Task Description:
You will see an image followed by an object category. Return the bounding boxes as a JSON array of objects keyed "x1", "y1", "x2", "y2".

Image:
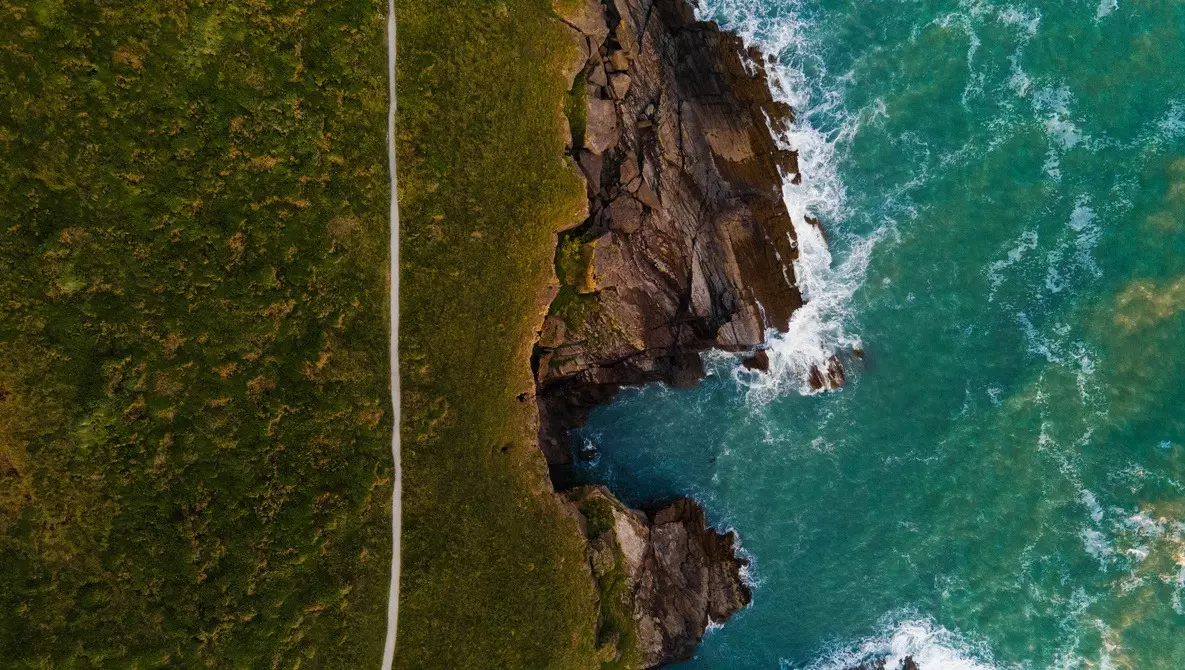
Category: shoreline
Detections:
[
  {"x1": 531, "y1": 0, "x2": 840, "y2": 663},
  {"x1": 388, "y1": 0, "x2": 839, "y2": 665}
]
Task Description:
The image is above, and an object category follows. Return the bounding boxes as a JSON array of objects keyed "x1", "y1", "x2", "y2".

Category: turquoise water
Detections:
[{"x1": 576, "y1": 1, "x2": 1185, "y2": 667}]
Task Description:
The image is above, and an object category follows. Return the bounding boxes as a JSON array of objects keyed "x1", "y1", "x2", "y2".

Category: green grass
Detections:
[
  {"x1": 568, "y1": 489, "x2": 642, "y2": 669},
  {"x1": 565, "y1": 70, "x2": 588, "y2": 149},
  {"x1": 393, "y1": 0, "x2": 603, "y2": 668},
  {"x1": 0, "y1": 0, "x2": 392, "y2": 666},
  {"x1": 556, "y1": 233, "x2": 599, "y2": 294}
]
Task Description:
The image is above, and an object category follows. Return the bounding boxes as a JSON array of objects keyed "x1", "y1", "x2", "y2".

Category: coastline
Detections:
[
  {"x1": 391, "y1": 0, "x2": 829, "y2": 665},
  {"x1": 533, "y1": 0, "x2": 829, "y2": 664}
]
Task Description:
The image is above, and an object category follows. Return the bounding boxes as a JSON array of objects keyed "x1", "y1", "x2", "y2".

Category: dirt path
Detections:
[{"x1": 381, "y1": 1, "x2": 402, "y2": 667}]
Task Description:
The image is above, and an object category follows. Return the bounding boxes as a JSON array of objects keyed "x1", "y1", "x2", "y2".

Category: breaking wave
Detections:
[
  {"x1": 792, "y1": 615, "x2": 1007, "y2": 670},
  {"x1": 696, "y1": 0, "x2": 883, "y2": 399}
]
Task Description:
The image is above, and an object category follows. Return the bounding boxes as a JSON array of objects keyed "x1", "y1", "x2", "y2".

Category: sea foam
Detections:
[
  {"x1": 794, "y1": 615, "x2": 1007, "y2": 670},
  {"x1": 697, "y1": 0, "x2": 883, "y2": 400}
]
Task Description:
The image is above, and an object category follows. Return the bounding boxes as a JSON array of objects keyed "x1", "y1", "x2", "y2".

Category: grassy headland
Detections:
[
  {"x1": 0, "y1": 0, "x2": 392, "y2": 665},
  {"x1": 393, "y1": 0, "x2": 603, "y2": 667}
]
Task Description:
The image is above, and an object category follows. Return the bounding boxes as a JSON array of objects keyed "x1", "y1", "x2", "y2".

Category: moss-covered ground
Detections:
[
  {"x1": 0, "y1": 0, "x2": 393, "y2": 666},
  {"x1": 393, "y1": 0, "x2": 603, "y2": 667}
]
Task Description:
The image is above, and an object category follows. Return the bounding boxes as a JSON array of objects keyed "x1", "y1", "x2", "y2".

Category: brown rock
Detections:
[
  {"x1": 807, "y1": 364, "x2": 825, "y2": 390},
  {"x1": 636, "y1": 498, "x2": 750, "y2": 667},
  {"x1": 538, "y1": 315, "x2": 567, "y2": 349},
  {"x1": 609, "y1": 196, "x2": 644, "y2": 235},
  {"x1": 576, "y1": 150, "x2": 603, "y2": 195},
  {"x1": 807, "y1": 355, "x2": 845, "y2": 391},
  {"x1": 619, "y1": 157, "x2": 640, "y2": 187},
  {"x1": 825, "y1": 355, "x2": 846, "y2": 388},
  {"x1": 633, "y1": 179, "x2": 661, "y2": 210},
  {"x1": 568, "y1": 488, "x2": 750, "y2": 669},
  {"x1": 608, "y1": 49, "x2": 630, "y2": 72},
  {"x1": 552, "y1": 0, "x2": 611, "y2": 86},
  {"x1": 585, "y1": 97, "x2": 620, "y2": 155},
  {"x1": 539, "y1": 0, "x2": 812, "y2": 461},
  {"x1": 555, "y1": 0, "x2": 610, "y2": 48},
  {"x1": 609, "y1": 72, "x2": 632, "y2": 99},
  {"x1": 588, "y1": 62, "x2": 609, "y2": 87}
]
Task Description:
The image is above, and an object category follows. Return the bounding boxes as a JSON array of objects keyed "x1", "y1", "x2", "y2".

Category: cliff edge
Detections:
[
  {"x1": 536, "y1": 0, "x2": 826, "y2": 665},
  {"x1": 568, "y1": 487, "x2": 751, "y2": 667},
  {"x1": 539, "y1": 0, "x2": 826, "y2": 465}
]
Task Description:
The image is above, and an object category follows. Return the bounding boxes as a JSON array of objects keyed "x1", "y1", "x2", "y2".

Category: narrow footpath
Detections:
[{"x1": 381, "y1": 0, "x2": 402, "y2": 667}]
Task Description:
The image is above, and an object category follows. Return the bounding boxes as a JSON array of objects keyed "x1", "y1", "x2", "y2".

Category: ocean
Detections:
[{"x1": 573, "y1": 0, "x2": 1185, "y2": 667}]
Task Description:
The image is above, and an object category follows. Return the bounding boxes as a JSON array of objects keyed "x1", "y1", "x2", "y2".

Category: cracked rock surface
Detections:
[
  {"x1": 569, "y1": 487, "x2": 751, "y2": 668},
  {"x1": 539, "y1": 0, "x2": 806, "y2": 463}
]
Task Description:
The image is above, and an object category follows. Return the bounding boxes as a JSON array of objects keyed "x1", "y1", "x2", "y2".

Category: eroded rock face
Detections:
[
  {"x1": 540, "y1": 0, "x2": 811, "y2": 464},
  {"x1": 569, "y1": 487, "x2": 751, "y2": 668}
]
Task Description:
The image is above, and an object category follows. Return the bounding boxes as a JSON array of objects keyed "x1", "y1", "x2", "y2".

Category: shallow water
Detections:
[{"x1": 575, "y1": 1, "x2": 1185, "y2": 667}]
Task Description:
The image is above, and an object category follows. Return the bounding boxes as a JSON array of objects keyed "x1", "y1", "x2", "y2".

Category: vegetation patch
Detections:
[
  {"x1": 0, "y1": 0, "x2": 392, "y2": 666},
  {"x1": 557, "y1": 233, "x2": 600, "y2": 294},
  {"x1": 565, "y1": 69, "x2": 589, "y2": 149},
  {"x1": 393, "y1": 0, "x2": 601, "y2": 667},
  {"x1": 569, "y1": 489, "x2": 642, "y2": 669}
]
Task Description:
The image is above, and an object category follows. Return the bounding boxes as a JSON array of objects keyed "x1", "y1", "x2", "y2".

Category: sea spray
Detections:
[
  {"x1": 697, "y1": 0, "x2": 885, "y2": 399},
  {"x1": 796, "y1": 615, "x2": 1006, "y2": 670}
]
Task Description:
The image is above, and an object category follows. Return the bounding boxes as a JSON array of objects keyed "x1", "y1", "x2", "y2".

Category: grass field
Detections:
[
  {"x1": 0, "y1": 0, "x2": 602, "y2": 666},
  {"x1": 392, "y1": 0, "x2": 603, "y2": 667},
  {"x1": 0, "y1": 1, "x2": 393, "y2": 665}
]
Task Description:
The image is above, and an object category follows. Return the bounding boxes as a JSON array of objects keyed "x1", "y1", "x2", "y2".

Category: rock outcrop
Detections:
[
  {"x1": 539, "y1": 0, "x2": 851, "y2": 664},
  {"x1": 539, "y1": 0, "x2": 814, "y2": 464},
  {"x1": 568, "y1": 487, "x2": 750, "y2": 668}
]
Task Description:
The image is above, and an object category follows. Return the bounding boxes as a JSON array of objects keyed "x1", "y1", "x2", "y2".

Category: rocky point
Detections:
[{"x1": 534, "y1": 0, "x2": 846, "y2": 665}]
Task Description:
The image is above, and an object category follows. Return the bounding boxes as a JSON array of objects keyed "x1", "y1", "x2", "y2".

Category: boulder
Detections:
[
  {"x1": 576, "y1": 150, "x2": 603, "y2": 195},
  {"x1": 585, "y1": 97, "x2": 620, "y2": 155},
  {"x1": 588, "y1": 62, "x2": 609, "y2": 88},
  {"x1": 609, "y1": 195, "x2": 644, "y2": 234},
  {"x1": 609, "y1": 72, "x2": 632, "y2": 99}
]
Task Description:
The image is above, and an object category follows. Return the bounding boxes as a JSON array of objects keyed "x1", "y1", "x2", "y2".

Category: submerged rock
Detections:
[
  {"x1": 568, "y1": 487, "x2": 751, "y2": 668},
  {"x1": 742, "y1": 349, "x2": 770, "y2": 372}
]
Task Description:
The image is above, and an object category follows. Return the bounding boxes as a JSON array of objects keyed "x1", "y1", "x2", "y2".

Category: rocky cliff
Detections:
[
  {"x1": 538, "y1": 0, "x2": 818, "y2": 464},
  {"x1": 568, "y1": 487, "x2": 751, "y2": 668},
  {"x1": 538, "y1": 0, "x2": 837, "y2": 665}
]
